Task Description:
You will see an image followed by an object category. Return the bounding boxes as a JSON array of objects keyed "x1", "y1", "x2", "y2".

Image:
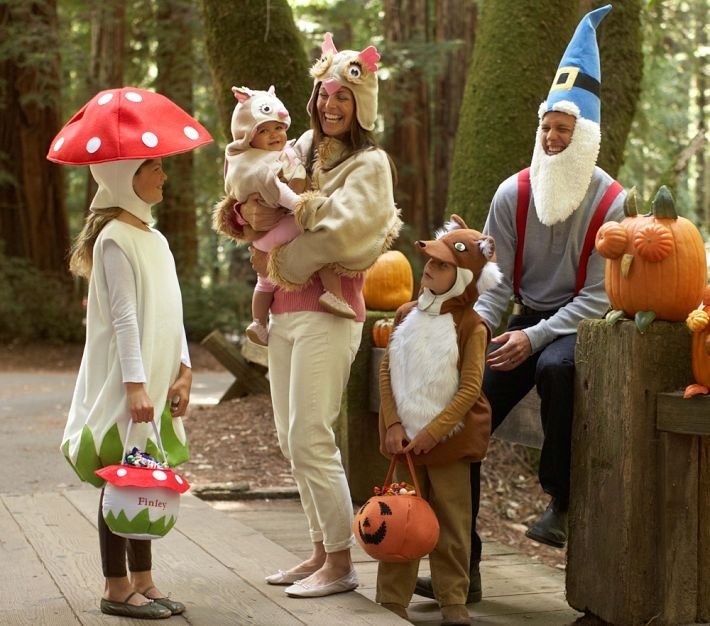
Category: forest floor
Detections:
[{"x1": 2, "y1": 340, "x2": 566, "y2": 571}]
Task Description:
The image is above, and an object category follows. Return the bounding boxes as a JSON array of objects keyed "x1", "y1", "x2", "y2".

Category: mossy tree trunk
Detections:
[
  {"x1": 155, "y1": 0, "x2": 199, "y2": 282},
  {"x1": 0, "y1": 0, "x2": 70, "y2": 276},
  {"x1": 447, "y1": 1, "x2": 578, "y2": 229},
  {"x1": 595, "y1": 0, "x2": 643, "y2": 179},
  {"x1": 200, "y1": 0, "x2": 312, "y2": 146}
]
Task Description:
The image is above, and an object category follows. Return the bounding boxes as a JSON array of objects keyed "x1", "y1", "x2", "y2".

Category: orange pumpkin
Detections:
[
  {"x1": 372, "y1": 318, "x2": 394, "y2": 348},
  {"x1": 595, "y1": 186, "x2": 706, "y2": 329},
  {"x1": 362, "y1": 251, "x2": 414, "y2": 311},
  {"x1": 684, "y1": 285, "x2": 710, "y2": 398},
  {"x1": 353, "y1": 454, "x2": 439, "y2": 562}
]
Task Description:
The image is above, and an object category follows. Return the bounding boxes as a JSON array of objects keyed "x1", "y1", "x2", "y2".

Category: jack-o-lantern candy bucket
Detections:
[
  {"x1": 353, "y1": 453, "x2": 439, "y2": 562},
  {"x1": 95, "y1": 421, "x2": 189, "y2": 540}
]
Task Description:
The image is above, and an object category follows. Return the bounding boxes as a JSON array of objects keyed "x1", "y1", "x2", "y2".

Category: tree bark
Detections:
[
  {"x1": 382, "y1": 0, "x2": 431, "y2": 239},
  {"x1": 155, "y1": 0, "x2": 199, "y2": 282},
  {"x1": 200, "y1": 0, "x2": 312, "y2": 145},
  {"x1": 0, "y1": 0, "x2": 70, "y2": 275},
  {"x1": 431, "y1": 0, "x2": 476, "y2": 229},
  {"x1": 595, "y1": 0, "x2": 643, "y2": 179}
]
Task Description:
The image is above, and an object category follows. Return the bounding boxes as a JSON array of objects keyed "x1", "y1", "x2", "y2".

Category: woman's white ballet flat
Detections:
[
  {"x1": 265, "y1": 569, "x2": 318, "y2": 585},
  {"x1": 284, "y1": 569, "x2": 358, "y2": 598}
]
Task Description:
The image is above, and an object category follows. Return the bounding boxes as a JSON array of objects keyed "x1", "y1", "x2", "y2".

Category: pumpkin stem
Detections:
[
  {"x1": 623, "y1": 187, "x2": 638, "y2": 217},
  {"x1": 651, "y1": 186, "x2": 678, "y2": 220}
]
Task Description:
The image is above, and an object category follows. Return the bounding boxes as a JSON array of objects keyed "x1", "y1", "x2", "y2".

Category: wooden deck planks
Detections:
[
  {"x1": 1, "y1": 488, "x2": 582, "y2": 625},
  {"x1": 217, "y1": 499, "x2": 582, "y2": 625},
  {"x1": 0, "y1": 496, "x2": 79, "y2": 625}
]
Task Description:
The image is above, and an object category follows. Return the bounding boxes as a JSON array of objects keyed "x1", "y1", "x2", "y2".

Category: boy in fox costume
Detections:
[{"x1": 376, "y1": 215, "x2": 502, "y2": 625}]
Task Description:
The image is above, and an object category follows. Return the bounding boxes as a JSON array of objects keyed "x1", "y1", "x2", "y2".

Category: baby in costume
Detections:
[{"x1": 214, "y1": 86, "x2": 355, "y2": 346}]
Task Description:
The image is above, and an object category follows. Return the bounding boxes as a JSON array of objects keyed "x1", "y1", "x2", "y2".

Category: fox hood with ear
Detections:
[{"x1": 416, "y1": 214, "x2": 503, "y2": 314}]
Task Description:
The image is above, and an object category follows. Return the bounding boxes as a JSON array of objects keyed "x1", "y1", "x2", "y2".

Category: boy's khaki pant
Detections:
[{"x1": 376, "y1": 459, "x2": 471, "y2": 607}]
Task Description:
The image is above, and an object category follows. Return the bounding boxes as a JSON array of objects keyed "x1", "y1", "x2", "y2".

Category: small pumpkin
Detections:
[
  {"x1": 684, "y1": 285, "x2": 710, "y2": 398},
  {"x1": 596, "y1": 186, "x2": 707, "y2": 330},
  {"x1": 362, "y1": 251, "x2": 414, "y2": 311},
  {"x1": 595, "y1": 222, "x2": 627, "y2": 259},
  {"x1": 372, "y1": 318, "x2": 394, "y2": 348}
]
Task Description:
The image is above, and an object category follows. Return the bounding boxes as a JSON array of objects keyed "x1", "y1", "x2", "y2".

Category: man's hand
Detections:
[
  {"x1": 241, "y1": 193, "x2": 287, "y2": 232},
  {"x1": 487, "y1": 329, "x2": 532, "y2": 371}
]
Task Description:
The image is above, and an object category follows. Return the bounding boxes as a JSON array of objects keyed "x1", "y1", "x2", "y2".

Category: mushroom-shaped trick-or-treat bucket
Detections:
[
  {"x1": 46, "y1": 86, "x2": 213, "y2": 165},
  {"x1": 96, "y1": 421, "x2": 190, "y2": 540}
]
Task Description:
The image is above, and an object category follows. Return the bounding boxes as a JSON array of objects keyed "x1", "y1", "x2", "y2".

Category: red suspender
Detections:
[
  {"x1": 513, "y1": 168, "x2": 531, "y2": 298},
  {"x1": 574, "y1": 180, "x2": 623, "y2": 294},
  {"x1": 513, "y1": 170, "x2": 623, "y2": 299}
]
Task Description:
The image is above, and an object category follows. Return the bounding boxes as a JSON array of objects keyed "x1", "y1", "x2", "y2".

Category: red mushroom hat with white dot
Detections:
[
  {"x1": 96, "y1": 464, "x2": 190, "y2": 494},
  {"x1": 47, "y1": 87, "x2": 213, "y2": 165}
]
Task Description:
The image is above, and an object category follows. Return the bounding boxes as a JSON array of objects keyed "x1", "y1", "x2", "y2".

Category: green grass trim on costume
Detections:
[
  {"x1": 105, "y1": 507, "x2": 176, "y2": 537},
  {"x1": 144, "y1": 404, "x2": 190, "y2": 467},
  {"x1": 63, "y1": 426, "x2": 105, "y2": 488}
]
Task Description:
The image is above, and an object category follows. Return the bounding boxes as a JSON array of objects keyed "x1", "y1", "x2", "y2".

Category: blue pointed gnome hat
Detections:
[{"x1": 541, "y1": 4, "x2": 611, "y2": 124}]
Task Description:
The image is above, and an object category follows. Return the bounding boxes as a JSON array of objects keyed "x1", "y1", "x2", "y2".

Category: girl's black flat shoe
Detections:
[
  {"x1": 142, "y1": 586, "x2": 186, "y2": 615},
  {"x1": 100, "y1": 592, "x2": 171, "y2": 619}
]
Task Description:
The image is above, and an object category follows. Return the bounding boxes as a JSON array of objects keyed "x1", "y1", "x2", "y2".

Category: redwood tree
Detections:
[
  {"x1": 155, "y1": 0, "x2": 199, "y2": 282},
  {"x1": 0, "y1": 0, "x2": 70, "y2": 275}
]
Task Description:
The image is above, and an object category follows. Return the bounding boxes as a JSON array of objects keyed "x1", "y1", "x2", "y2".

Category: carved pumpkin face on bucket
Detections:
[{"x1": 353, "y1": 492, "x2": 439, "y2": 562}]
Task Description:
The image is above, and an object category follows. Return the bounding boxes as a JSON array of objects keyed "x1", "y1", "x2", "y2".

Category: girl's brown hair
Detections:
[{"x1": 68, "y1": 207, "x2": 123, "y2": 278}]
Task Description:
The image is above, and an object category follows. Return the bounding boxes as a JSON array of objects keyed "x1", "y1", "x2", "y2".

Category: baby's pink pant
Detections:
[{"x1": 253, "y1": 215, "x2": 300, "y2": 293}]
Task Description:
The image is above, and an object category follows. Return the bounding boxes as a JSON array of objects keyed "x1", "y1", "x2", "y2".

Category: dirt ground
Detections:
[{"x1": 2, "y1": 340, "x2": 566, "y2": 571}]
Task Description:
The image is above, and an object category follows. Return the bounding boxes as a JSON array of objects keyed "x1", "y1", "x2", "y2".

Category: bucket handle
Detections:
[{"x1": 122, "y1": 419, "x2": 169, "y2": 467}]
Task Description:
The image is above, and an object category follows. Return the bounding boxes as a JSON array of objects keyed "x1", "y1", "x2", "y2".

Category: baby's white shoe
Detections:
[
  {"x1": 319, "y1": 291, "x2": 356, "y2": 319},
  {"x1": 246, "y1": 321, "x2": 269, "y2": 346}
]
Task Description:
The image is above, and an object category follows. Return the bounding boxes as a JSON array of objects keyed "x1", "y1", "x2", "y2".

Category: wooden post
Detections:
[
  {"x1": 567, "y1": 320, "x2": 701, "y2": 625},
  {"x1": 200, "y1": 330, "x2": 270, "y2": 400},
  {"x1": 337, "y1": 311, "x2": 392, "y2": 504}
]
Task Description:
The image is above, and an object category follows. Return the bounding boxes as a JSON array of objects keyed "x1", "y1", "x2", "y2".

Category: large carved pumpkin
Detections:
[
  {"x1": 353, "y1": 455, "x2": 439, "y2": 562},
  {"x1": 595, "y1": 186, "x2": 707, "y2": 332},
  {"x1": 362, "y1": 251, "x2": 414, "y2": 311},
  {"x1": 684, "y1": 285, "x2": 710, "y2": 398}
]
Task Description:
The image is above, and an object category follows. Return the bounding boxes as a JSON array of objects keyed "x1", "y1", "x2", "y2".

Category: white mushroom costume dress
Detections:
[{"x1": 48, "y1": 87, "x2": 212, "y2": 488}]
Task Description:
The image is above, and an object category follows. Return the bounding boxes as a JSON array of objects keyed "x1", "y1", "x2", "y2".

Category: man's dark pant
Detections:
[{"x1": 470, "y1": 313, "x2": 576, "y2": 562}]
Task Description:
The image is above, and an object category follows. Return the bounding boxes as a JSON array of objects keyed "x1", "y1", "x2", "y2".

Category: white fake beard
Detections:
[{"x1": 529, "y1": 117, "x2": 600, "y2": 226}]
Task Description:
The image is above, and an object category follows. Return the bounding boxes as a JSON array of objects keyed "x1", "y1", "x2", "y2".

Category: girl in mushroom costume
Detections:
[{"x1": 47, "y1": 87, "x2": 212, "y2": 619}]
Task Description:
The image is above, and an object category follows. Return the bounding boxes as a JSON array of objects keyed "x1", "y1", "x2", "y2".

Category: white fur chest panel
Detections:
[{"x1": 389, "y1": 310, "x2": 460, "y2": 439}]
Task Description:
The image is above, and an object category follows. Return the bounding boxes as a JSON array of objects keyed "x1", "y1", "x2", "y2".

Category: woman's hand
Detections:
[
  {"x1": 168, "y1": 364, "x2": 192, "y2": 417},
  {"x1": 403, "y1": 429, "x2": 437, "y2": 455},
  {"x1": 241, "y1": 193, "x2": 287, "y2": 232},
  {"x1": 486, "y1": 330, "x2": 532, "y2": 371},
  {"x1": 125, "y1": 382, "x2": 154, "y2": 423},
  {"x1": 249, "y1": 247, "x2": 268, "y2": 276},
  {"x1": 385, "y1": 423, "x2": 408, "y2": 455}
]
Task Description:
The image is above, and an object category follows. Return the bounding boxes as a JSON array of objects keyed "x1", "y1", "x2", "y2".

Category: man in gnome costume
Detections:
[
  {"x1": 377, "y1": 215, "x2": 502, "y2": 626},
  {"x1": 415, "y1": 4, "x2": 626, "y2": 604}
]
